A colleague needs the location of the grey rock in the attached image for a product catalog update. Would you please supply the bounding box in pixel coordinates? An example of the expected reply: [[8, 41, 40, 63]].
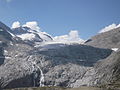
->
[[85, 27, 120, 49], [92, 50, 120, 87], [0, 42, 112, 89]]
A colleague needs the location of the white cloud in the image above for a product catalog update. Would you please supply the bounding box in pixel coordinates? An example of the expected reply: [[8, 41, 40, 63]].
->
[[11, 21, 21, 29], [99, 23, 120, 33], [69, 30, 80, 41], [53, 30, 84, 43], [22, 21, 40, 32]]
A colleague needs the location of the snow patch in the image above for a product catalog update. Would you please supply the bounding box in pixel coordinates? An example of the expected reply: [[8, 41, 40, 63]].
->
[[7, 30, 15, 37], [111, 48, 119, 52], [0, 41, 2, 44], [4, 50, 8, 54], [10, 41, 13, 45], [99, 23, 120, 33], [17, 33, 38, 41], [5, 56, 11, 59], [37, 32, 53, 41]]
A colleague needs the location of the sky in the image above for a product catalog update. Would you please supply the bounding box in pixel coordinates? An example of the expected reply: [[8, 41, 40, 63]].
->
[[0, 0, 120, 39]]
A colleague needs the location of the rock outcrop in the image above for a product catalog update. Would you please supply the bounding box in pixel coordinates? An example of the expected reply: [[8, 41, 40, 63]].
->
[[92, 49, 120, 88]]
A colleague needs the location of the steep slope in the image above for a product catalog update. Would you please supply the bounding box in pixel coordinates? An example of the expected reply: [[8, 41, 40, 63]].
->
[[12, 26, 53, 45], [0, 21, 22, 65], [0, 21, 14, 43], [91, 50, 120, 89], [0, 22, 24, 45], [85, 27, 120, 49]]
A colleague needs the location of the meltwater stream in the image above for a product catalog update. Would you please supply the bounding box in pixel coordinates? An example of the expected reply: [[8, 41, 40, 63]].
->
[[28, 56, 45, 87], [34, 61, 45, 87]]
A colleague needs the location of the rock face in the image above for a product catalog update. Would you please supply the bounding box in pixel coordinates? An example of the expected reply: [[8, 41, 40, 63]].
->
[[92, 50, 120, 88], [85, 27, 120, 49], [0, 21, 120, 89], [0, 22, 13, 43], [0, 40, 112, 89]]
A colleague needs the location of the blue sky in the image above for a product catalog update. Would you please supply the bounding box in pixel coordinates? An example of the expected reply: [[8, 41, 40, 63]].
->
[[0, 0, 120, 39]]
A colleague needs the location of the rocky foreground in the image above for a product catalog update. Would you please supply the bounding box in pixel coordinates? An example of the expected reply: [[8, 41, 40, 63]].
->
[[0, 21, 120, 89]]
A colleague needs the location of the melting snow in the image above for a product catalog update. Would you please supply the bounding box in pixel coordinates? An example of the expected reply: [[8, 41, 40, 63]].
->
[[5, 56, 11, 59], [111, 48, 119, 52], [17, 33, 38, 41], [10, 41, 14, 45]]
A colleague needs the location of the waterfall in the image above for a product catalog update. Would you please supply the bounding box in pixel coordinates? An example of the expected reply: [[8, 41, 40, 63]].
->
[[27, 56, 45, 87], [35, 63, 44, 87]]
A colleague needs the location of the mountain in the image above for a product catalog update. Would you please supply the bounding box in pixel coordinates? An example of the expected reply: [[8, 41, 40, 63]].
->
[[0, 21, 120, 89], [0, 43, 112, 89], [85, 27, 120, 49], [0, 22, 26, 46], [0, 21, 14, 43], [11, 26, 53, 45]]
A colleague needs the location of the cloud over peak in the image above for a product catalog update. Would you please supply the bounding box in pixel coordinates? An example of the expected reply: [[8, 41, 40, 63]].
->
[[23, 21, 40, 32], [12, 21, 21, 29], [12, 21, 41, 32]]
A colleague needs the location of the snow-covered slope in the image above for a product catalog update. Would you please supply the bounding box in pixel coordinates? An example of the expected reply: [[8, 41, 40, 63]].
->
[[12, 24, 53, 44]]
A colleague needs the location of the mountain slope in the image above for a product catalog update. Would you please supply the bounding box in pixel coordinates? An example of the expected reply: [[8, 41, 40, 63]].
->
[[0, 42, 112, 89], [0, 22, 14, 43], [92, 50, 120, 89], [85, 27, 120, 49], [11, 26, 53, 45]]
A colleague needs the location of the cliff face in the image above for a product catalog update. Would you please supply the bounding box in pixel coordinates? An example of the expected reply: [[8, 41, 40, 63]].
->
[[92, 50, 120, 88], [0, 21, 120, 89]]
